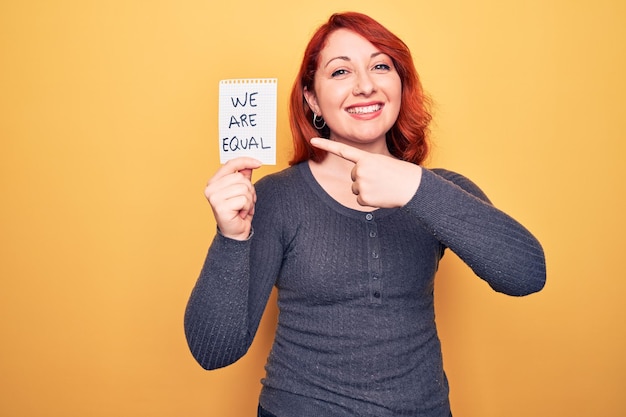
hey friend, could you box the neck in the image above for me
[328,134,392,156]
[316,151,356,175]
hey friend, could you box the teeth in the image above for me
[347,104,381,114]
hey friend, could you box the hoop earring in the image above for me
[313,113,326,130]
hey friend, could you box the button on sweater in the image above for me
[184,162,546,417]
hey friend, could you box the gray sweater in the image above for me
[184,162,546,417]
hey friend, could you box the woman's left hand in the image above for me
[310,138,422,208]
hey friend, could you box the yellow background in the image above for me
[1,0,624,416]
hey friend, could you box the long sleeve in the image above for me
[184,163,546,415]
[184,179,284,370]
[404,168,546,296]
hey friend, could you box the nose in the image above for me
[353,71,375,96]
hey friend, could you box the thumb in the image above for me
[239,168,254,181]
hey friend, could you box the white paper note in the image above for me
[219,78,277,165]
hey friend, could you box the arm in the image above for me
[308,138,546,296]
[184,235,256,369]
[184,160,283,370]
[405,168,546,296]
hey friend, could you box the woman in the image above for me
[184,12,546,417]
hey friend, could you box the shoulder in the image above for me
[254,164,302,192]
[428,168,491,204]
[251,164,310,234]
[253,164,311,210]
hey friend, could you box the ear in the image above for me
[303,87,321,116]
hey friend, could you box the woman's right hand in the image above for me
[204,157,262,241]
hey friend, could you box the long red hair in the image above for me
[289,12,432,165]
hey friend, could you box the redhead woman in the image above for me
[184,12,546,417]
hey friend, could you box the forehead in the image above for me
[320,28,380,57]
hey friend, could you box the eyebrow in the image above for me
[324,52,384,68]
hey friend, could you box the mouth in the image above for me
[346,103,383,115]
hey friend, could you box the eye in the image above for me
[373,63,392,72]
[331,68,349,78]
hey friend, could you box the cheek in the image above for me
[392,82,403,114]
[317,88,348,114]
[386,80,402,114]
[391,78,402,101]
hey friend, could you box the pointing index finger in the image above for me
[310,137,365,163]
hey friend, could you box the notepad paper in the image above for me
[219,78,277,165]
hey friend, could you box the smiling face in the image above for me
[304,29,402,153]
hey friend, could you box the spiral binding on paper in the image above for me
[220,78,277,85]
